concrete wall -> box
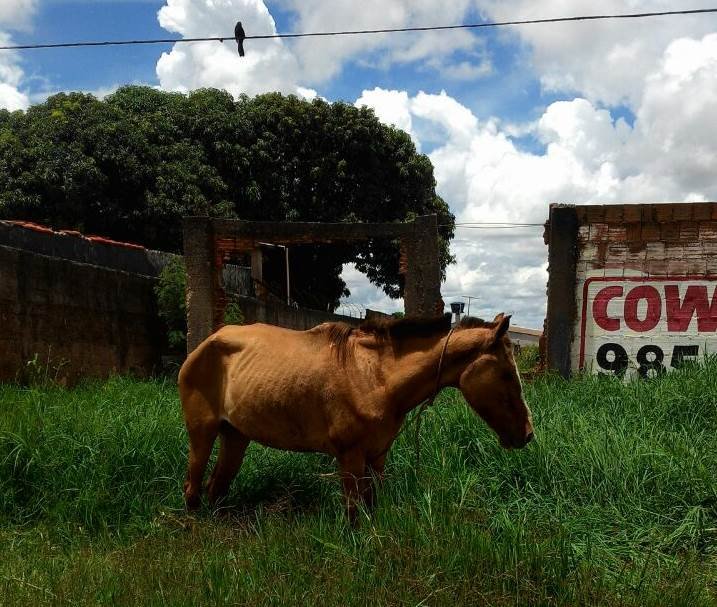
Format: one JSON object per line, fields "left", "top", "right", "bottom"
{"left": 234, "top": 295, "right": 361, "bottom": 331}
{"left": 0, "top": 244, "right": 163, "bottom": 383}
{"left": 0, "top": 221, "right": 252, "bottom": 293}
{"left": 508, "top": 327, "right": 542, "bottom": 349}
{"left": 546, "top": 202, "right": 717, "bottom": 378}
{"left": 0, "top": 220, "right": 359, "bottom": 382}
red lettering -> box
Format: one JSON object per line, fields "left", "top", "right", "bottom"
{"left": 593, "top": 286, "right": 622, "bottom": 331}
{"left": 624, "top": 286, "right": 661, "bottom": 332}
{"left": 666, "top": 285, "right": 700, "bottom": 331}
{"left": 665, "top": 285, "right": 717, "bottom": 331}
{"left": 699, "top": 289, "right": 717, "bottom": 331}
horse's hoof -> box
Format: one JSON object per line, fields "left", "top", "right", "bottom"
{"left": 185, "top": 493, "right": 201, "bottom": 511}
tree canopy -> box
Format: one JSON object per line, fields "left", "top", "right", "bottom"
{"left": 0, "top": 86, "right": 454, "bottom": 310}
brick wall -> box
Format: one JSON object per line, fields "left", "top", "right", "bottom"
{"left": 546, "top": 202, "right": 717, "bottom": 378}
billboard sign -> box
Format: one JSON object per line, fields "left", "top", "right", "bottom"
{"left": 579, "top": 276, "right": 717, "bottom": 377}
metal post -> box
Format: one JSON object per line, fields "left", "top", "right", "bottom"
{"left": 285, "top": 246, "right": 290, "bottom": 305}
{"left": 463, "top": 295, "right": 479, "bottom": 317}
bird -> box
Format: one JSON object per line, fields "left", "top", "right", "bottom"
{"left": 234, "top": 21, "right": 245, "bottom": 57}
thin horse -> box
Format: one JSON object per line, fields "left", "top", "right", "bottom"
{"left": 179, "top": 313, "right": 534, "bottom": 521}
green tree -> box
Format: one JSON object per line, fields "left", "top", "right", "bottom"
{"left": 0, "top": 86, "right": 454, "bottom": 311}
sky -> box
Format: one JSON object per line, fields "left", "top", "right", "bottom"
{"left": 2, "top": 1, "right": 717, "bottom": 328}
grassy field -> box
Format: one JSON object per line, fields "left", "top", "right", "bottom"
{"left": 1, "top": 359, "right": 716, "bottom": 606}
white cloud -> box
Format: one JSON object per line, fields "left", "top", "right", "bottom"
{"left": 155, "top": 0, "right": 493, "bottom": 95}
{"left": 339, "top": 263, "right": 405, "bottom": 317}
{"left": 0, "top": 32, "right": 29, "bottom": 111}
{"left": 630, "top": 34, "right": 717, "bottom": 195}
{"left": 0, "top": 1, "right": 37, "bottom": 111}
{"left": 350, "top": 33, "right": 717, "bottom": 327}
{"left": 156, "top": 0, "right": 302, "bottom": 97}
{"left": 477, "top": 0, "right": 716, "bottom": 108}
{"left": 0, "top": 0, "right": 36, "bottom": 30}
{"left": 439, "top": 58, "right": 492, "bottom": 81}
{"left": 354, "top": 88, "right": 416, "bottom": 143}
{"left": 0, "top": 82, "right": 29, "bottom": 111}
{"left": 271, "top": 0, "right": 488, "bottom": 84}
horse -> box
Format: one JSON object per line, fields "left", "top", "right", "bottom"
{"left": 178, "top": 312, "right": 534, "bottom": 522}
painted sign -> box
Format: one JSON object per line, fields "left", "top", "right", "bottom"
{"left": 579, "top": 276, "right": 717, "bottom": 378}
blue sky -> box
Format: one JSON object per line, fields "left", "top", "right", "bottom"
{"left": 16, "top": 1, "right": 172, "bottom": 98}
{"left": 2, "top": 1, "right": 717, "bottom": 326}
{"left": 15, "top": 0, "right": 553, "bottom": 127}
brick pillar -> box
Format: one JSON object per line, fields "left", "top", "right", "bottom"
{"left": 403, "top": 215, "right": 443, "bottom": 317}
{"left": 183, "top": 217, "right": 215, "bottom": 354}
{"left": 545, "top": 205, "right": 579, "bottom": 378}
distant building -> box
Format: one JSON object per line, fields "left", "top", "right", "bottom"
{"left": 508, "top": 326, "right": 542, "bottom": 349}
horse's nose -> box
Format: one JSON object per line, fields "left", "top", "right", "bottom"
{"left": 524, "top": 431, "right": 534, "bottom": 445}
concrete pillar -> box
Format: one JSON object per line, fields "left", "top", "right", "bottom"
{"left": 183, "top": 217, "right": 215, "bottom": 354}
{"left": 403, "top": 215, "right": 443, "bottom": 317}
{"left": 250, "top": 248, "right": 265, "bottom": 298}
{"left": 545, "top": 205, "right": 579, "bottom": 378}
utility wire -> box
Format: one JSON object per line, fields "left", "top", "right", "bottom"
{"left": 453, "top": 225, "right": 544, "bottom": 229}
{"left": 1, "top": 8, "right": 716, "bottom": 51}
{"left": 440, "top": 223, "right": 544, "bottom": 229}
{"left": 454, "top": 221, "right": 544, "bottom": 228}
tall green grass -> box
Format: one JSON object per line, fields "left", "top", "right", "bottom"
{"left": 1, "top": 365, "right": 716, "bottom": 605}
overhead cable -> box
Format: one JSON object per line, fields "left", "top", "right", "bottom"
{"left": 1, "top": 8, "right": 715, "bottom": 51}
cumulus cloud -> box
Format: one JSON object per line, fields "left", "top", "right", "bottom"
{"left": 0, "top": 0, "right": 36, "bottom": 30}
{"left": 353, "top": 34, "right": 717, "bottom": 326}
{"left": 156, "top": 0, "right": 493, "bottom": 94}
{"left": 270, "top": 0, "right": 488, "bottom": 84}
{"left": 354, "top": 88, "right": 416, "bottom": 143}
{"left": 156, "top": 0, "right": 302, "bottom": 97}
{"left": 477, "top": 0, "right": 716, "bottom": 108}
{"left": 0, "top": 0, "right": 34, "bottom": 112}
{"left": 0, "top": 38, "right": 29, "bottom": 112}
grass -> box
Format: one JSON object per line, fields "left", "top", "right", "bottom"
{"left": 0, "top": 363, "right": 716, "bottom": 605}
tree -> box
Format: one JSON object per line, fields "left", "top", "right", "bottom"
{"left": 0, "top": 86, "right": 454, "bottom": 311}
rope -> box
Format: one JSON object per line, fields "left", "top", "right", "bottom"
{"left": 413, "top": 326, "right": 455, "bottom": 472}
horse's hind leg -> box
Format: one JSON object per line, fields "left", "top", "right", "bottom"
{"left": 183, "top": 418, "right": 219, "bottom": 511}
{"left": 207, "top": 422, "right": 250, "bottom": 506}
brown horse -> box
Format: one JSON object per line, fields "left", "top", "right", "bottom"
{"left": 179, "top": 312, "right": 533, "bottom": 521}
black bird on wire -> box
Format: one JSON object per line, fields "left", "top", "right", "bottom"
{"left": 235, "top": 21, "right": 245, "bottom": 56}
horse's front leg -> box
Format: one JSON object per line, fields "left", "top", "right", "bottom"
{"left": 364, "top": 452, "right": 388, "bottom": 510}
{"left": 337, "top": 449, "right": 367, "bottom": 525}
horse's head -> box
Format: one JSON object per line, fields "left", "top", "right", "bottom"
{"left": 457, "top": 314, "right": 534, "bottom": 449}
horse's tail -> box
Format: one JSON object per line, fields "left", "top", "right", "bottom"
{"left": 179, "top": 334, "right": 227, "bottom": 424}
{"left": 178, "top": 333, "right": 226, "bottom": 509}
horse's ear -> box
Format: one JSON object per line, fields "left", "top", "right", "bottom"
{"left": 492, "top": 314, "right": 511, "bottom": 343}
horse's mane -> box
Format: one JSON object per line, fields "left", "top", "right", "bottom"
{"left": 315, "top": 313, "right": 498, "bottom": 361}
{"left": 360, "top": 313, "right": 453, "bottom": 340}
{"left": 456, "top": 316, "right": 498, "bottom": 329}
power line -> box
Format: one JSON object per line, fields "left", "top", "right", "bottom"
{"left": 454, "top": 225, "right": 544, "bottom": 229}
{"left": 455, "top": 222, "right": 543, "bottom": 226}
{"left": 1, "top": 8, "right": 716, "bottom": 51}
{"left": 440, "top": 222, "right": 544, "bottom": 229}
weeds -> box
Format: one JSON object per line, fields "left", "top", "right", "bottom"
{"left": 0, "top": 365, "right": 716, "bottom": 605}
